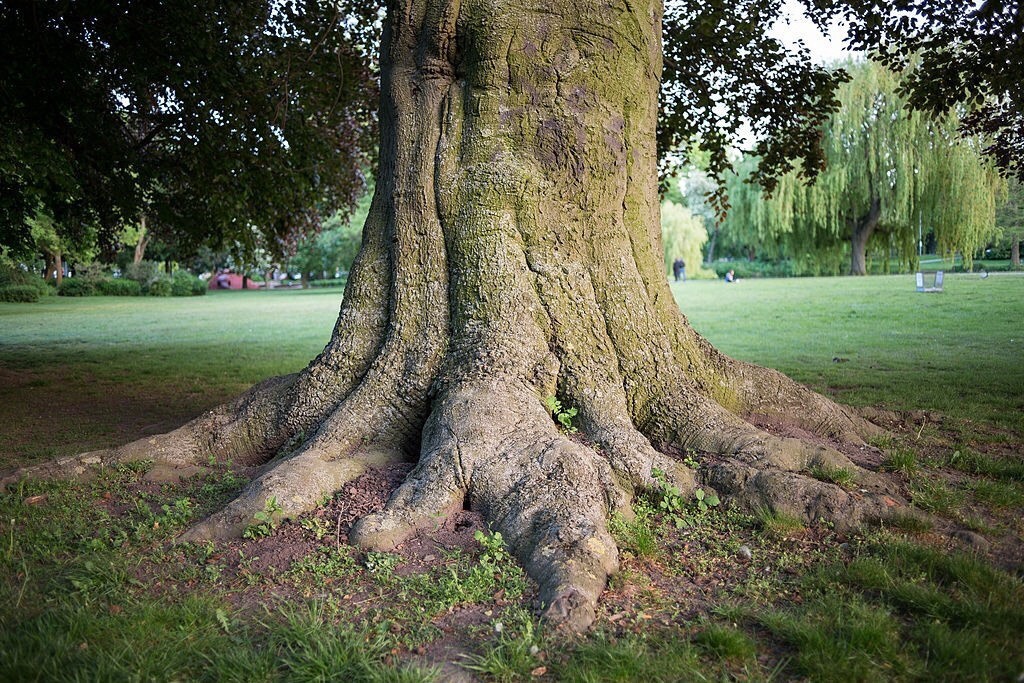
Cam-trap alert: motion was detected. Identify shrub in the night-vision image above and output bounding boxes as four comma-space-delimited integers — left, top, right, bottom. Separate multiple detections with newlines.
58, 278, 97, 297
96, 278, 142, 296
0, 285, 40, 303
125, 260, 174, 295
171, 270, 206, 296
74, 261, 108, 283
0, 265, 50, 297
147, 278, 173, 297
308, 278, 348, 288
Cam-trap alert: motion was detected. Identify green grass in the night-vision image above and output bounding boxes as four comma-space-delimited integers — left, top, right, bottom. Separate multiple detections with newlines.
0, 290, 338, 467
672, 273, 1024, 431
2, 276, 1023, 680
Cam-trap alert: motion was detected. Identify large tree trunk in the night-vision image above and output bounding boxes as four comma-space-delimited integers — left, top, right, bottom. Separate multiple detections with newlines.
4, 0, 909, 631
850, 196, 882, 276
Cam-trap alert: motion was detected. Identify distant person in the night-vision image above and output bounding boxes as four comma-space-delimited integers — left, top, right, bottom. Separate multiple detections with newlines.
672, 257, 686, 282
216, 271, 230, 289
725, 269, 735, 283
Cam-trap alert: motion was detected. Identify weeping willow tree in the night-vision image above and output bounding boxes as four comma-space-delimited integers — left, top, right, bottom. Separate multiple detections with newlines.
661, 200, 713, 279
724, 61, 1004, 275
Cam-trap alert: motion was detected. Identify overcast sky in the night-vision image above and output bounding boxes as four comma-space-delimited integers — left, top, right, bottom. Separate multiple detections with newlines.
770, 0, 860, 65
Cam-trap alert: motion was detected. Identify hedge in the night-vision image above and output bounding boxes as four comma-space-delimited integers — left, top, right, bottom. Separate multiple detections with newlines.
0, 285, 41, 303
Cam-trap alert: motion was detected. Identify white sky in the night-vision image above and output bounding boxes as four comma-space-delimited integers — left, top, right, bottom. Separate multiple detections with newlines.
770, 0, 860, 65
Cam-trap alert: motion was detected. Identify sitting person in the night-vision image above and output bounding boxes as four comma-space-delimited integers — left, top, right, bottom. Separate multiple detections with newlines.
724, 269, 735, 283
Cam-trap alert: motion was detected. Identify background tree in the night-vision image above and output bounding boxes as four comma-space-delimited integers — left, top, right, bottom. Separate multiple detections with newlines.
721, 61, 1003, 275
0, 0, 378, 261
995, 178, 1024, 268
287, 188, 373, 285
823, 0, 1024, 183
661, 200, 713, 279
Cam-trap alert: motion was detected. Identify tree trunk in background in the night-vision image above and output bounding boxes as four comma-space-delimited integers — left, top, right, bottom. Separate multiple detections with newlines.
133, 216, 150, 265
1012, 233, 1020, 268
705, 225, 718, 264
9, 0, 910, 631
850, 196, 882, 276
43, 250, 63, 287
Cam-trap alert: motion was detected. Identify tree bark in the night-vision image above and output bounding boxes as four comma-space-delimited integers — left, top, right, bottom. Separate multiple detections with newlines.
850, 196, 882, 276
4, 0, 911, 631
43, 250, 63, 287
1012, 232, 1020, 268
133, 216, 150, 265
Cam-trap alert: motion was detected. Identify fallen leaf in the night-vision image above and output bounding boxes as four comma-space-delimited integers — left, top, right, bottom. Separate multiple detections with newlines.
23, 494, 47, 506
531, 666, 547, 677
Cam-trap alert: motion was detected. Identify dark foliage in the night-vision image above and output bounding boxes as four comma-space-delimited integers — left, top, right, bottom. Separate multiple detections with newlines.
0, 0, 380, 260
659, 0, 846, 213
1, 0, 1017, 258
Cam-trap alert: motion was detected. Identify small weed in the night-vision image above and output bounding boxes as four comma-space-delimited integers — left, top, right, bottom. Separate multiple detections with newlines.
544, 395, 578, 434
650, 468, 719, 529
289, 547, 358, 584
365, 551, 400, 580
681, 449, 700, 469
242, 496, 283, 539
299, 516, 332, 540
694, 488, 721, 513
809, 463, 856, 489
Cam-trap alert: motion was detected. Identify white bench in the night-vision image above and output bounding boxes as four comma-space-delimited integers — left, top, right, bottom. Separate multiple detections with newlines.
916, 271, 944, 293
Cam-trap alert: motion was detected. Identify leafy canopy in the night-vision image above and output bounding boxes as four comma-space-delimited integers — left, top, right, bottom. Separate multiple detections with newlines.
0, 0, 379, 260
720, 62, 1003, 273
1, 0, 1019, 259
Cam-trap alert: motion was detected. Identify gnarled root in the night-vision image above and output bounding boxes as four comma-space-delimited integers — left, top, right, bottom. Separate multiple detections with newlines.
352, 380, 628, 632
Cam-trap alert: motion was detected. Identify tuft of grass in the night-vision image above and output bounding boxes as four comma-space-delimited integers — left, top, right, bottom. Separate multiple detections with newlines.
910, 478, 966, 516
809, 463, 856, 489
883, 512, 934, 534
756, 533, 1024, 682
881, 447, 919, 477
462, 611, 542, 683
966, 478, 1024, 509
948, 449, 1024, 481
692, 624, 756, 663
754, 506, 805, 539
555, 634, 705, 682
753, 594, 913, 682
609, 503, 660, 560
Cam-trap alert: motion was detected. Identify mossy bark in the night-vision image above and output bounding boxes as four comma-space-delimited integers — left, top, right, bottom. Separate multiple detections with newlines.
4, 0, 911, 631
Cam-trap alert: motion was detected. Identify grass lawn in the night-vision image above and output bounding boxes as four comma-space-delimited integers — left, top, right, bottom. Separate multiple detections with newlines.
673, 272, 1024, 432
1, 278, 1022, 681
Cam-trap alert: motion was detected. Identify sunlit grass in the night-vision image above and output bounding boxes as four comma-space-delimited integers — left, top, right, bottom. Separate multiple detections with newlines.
673, 273, 1024, 431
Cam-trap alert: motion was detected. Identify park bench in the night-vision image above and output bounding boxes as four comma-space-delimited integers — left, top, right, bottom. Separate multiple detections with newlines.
916, 270, 944, 293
